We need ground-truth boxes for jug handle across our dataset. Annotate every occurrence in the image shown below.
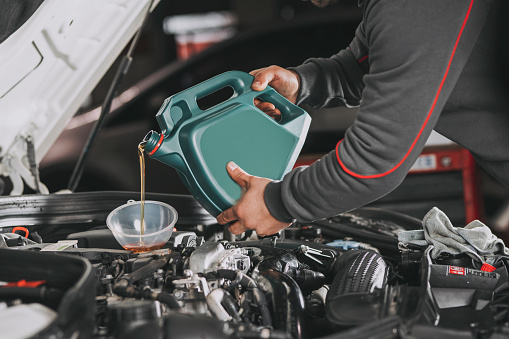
[246,87,306,124]
[157,71,254,133]
[190,70,255,108]
[160,71,307,131]
[170,71,255,115]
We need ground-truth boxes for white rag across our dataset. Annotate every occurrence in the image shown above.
[398,207,509,265]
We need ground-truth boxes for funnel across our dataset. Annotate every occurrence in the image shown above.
[106,200,178,252]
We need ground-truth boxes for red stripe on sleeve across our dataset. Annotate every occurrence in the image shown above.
[337,0,475,179]
[358,55,369,63]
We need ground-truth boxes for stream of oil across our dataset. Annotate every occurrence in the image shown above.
[138,142,146,237]
[126,142,165,253]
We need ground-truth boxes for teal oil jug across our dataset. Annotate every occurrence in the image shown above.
[142,71,311,217]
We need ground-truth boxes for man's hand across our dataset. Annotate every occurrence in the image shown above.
[216,161,292,237]
[250,66,300,120]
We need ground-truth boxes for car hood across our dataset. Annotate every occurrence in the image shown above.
[0,0,159,195]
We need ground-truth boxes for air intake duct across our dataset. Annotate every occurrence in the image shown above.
[326,250,388,326]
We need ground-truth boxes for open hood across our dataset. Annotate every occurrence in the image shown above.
[0,0,159,195]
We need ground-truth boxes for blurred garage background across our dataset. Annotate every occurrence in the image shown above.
[19,0,509,237]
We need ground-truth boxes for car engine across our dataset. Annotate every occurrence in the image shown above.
[1,192,509,339]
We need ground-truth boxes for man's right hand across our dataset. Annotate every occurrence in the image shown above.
[250,66,300,119]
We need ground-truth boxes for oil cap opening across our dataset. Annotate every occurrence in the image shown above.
[143,131,163,156]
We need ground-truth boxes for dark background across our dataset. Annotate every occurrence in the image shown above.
[2,0,509,231]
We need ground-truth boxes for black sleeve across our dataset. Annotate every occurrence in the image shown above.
[265,0,493,223]
[0,0,45,44]
[288,23,368,109]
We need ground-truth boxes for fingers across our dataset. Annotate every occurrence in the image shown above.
[226,161,250,188]
[249,68,265,91]
[264,109,282,120]
[256,101,275,112]
[249,66,299,105]
[216,207,247,235]
[249,68,264,76]
[255,101,282,119]
[217,162,251,228]
[216,206,238,225]
[250,67,277,91]
[228,221,248,235]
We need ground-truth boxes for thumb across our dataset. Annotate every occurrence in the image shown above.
[226,161,250,188]
[252,71,274,91]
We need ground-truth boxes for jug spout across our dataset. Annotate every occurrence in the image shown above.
[143,130,164,156]
[142,130,186,172]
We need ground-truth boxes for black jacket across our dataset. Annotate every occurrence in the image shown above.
[265,0,507,222]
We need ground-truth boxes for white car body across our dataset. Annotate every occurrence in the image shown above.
[0,0,159,195]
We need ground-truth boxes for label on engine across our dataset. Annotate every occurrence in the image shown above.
[430,264,499,289]
[448,266,466,275]
[446,265,497,278]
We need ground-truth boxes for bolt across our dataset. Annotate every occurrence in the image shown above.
[441,156,452,167]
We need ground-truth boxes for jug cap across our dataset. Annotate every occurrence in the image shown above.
[143,131,163,156]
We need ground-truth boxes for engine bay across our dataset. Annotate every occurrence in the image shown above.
[1,192,509,339]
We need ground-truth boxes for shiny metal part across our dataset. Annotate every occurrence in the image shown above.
[189,242,250,274]
[299,245,333,265]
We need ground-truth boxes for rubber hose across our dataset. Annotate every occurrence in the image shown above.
[155,292,181,310]
[221,292,242,323]
[216,269,271,326]
[0,287,63,307]
[126,256,169,283]
[326,250,388,326]
[252,287,272,326]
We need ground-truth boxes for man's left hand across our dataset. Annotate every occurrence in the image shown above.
[216,162,292,237]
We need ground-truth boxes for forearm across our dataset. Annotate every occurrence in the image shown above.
[264,150,409,222]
